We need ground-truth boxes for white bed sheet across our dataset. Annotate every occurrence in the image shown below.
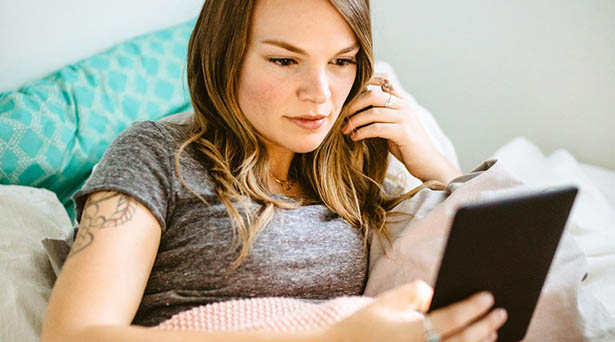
[490,137,615,329]
[580,163,615,210]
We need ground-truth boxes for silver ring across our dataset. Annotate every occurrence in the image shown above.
[423,316,441,342]
[384,92,393,108]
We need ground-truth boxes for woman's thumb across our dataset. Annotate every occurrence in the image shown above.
[376,280,433,313]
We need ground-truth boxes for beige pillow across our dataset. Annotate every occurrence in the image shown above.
[366,159,613,340]
[0,185,73,342]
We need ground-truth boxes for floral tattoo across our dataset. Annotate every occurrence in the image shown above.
[67,192,137,258]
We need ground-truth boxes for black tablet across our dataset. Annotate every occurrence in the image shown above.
[428,185,578,342]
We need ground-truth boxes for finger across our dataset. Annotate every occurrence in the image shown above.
[368,72,394,90]
[446,331,498,342]
[463,331,497,342]
[350,122,400,141]
[346,89,399,117]
[342,107,396,134]
[478,331,498,342]
[428,292,495,338]
[368,72,390,85]
[485,331,498,342]
[375,280,434,313]
[444,308,507,342]
[367,73,391,87]
[368,73,403,97]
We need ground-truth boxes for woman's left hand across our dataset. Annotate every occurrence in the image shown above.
[341,73,462,184]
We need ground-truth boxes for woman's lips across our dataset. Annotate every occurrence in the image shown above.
[286,117,326,130]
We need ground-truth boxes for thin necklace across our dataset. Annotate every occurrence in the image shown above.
[271,174,295,191]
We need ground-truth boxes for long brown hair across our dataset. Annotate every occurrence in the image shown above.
[175,0,444,269]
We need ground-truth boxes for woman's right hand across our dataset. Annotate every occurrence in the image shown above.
[325,280,508,342]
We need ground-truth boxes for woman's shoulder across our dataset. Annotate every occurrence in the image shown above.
[114,120,169,144]
[92,120,193,179]
[115,119,191,151]
[120,119,180,138]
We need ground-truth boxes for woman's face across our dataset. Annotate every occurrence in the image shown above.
[237,0,359,154]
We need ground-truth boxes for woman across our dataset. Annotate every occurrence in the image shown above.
[41,0,507,341]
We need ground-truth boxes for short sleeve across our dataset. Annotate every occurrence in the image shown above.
[72,121,174,232]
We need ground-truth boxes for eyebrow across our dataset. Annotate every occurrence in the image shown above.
[260,39,360,56]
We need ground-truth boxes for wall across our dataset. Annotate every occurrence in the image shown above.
[0,0,204,92]
[372,0,614,171]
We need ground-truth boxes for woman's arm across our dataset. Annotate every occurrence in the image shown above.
[40,191,326,342]
[45,325,326,342]
[416,153,463,184]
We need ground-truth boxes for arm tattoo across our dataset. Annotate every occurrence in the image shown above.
[67,192,137,258]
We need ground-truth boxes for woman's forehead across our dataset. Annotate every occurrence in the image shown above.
[250,0,357,53]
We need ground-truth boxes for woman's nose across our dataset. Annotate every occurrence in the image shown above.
[297,67,331,104]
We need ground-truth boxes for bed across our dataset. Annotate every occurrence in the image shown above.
[1,1,613,341]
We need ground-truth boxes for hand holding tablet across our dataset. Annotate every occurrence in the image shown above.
[327,186,577,342]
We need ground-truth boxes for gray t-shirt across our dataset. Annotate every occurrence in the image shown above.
[73,120,368,326]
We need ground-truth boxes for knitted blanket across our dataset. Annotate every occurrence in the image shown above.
[156,296,376,332]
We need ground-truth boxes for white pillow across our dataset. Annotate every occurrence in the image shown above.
[579,163,615,209]
[490,137,615,334]
[0,185,73,342]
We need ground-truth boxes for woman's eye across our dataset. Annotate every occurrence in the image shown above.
[269,58,296,66]
[333,58,357,66]
[268,58,356,67]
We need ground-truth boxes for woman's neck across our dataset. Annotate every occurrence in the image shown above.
[266,143,295,181]
[265,143,298,197]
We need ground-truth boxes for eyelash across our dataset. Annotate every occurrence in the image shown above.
[268,58,357,67]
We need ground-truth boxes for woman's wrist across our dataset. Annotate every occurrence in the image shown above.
[402,151,463,185]
[433,161,463,185]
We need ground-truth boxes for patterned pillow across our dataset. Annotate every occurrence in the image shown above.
[0,18,196,222]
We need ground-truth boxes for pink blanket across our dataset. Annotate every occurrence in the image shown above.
[156,296,374,332]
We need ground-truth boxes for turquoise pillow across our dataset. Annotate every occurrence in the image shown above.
[0,19,196,222]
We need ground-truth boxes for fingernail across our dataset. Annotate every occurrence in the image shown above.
[496,308,507,320]
[479,292,494,306]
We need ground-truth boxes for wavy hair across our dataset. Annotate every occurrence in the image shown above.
[174,0,444,269]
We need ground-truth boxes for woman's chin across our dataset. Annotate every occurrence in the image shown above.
[288,139,326,154]
[291,145,321,154]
